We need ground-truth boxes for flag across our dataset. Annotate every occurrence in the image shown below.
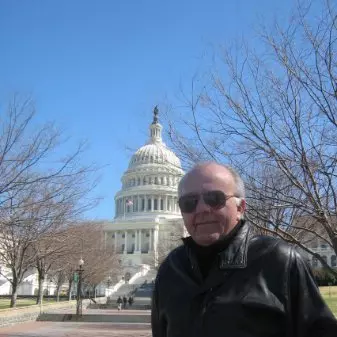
[126,199,133,206]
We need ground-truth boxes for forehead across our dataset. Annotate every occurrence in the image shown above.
[180,165,235,195]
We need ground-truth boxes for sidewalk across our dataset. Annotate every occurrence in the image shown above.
[0,321,152,337]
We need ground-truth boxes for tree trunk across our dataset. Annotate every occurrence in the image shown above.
[10,282,18,308]
[68,279,73,301]
[56,284,61,302]
[36,274,45,304]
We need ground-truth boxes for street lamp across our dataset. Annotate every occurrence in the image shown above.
[76,258,84,318]
[106,276,112,298]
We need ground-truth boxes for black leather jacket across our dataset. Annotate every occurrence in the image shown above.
[151,223,337,337]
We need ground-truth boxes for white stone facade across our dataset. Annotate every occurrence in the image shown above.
[104,107,186,278]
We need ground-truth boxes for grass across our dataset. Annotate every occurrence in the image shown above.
[0,288,336,315]
[0,298,37,309]
[320,286,337,316]
[0,297,65,310]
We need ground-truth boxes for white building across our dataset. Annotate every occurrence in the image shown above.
[104,107,186,280]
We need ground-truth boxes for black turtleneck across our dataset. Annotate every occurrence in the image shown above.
[184,220,244,279]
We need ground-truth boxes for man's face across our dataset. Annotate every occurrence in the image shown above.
[179,164,245,246]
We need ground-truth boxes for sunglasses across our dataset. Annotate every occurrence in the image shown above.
[178,190,238,213]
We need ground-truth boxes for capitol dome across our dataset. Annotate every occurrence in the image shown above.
[114,106,184,219]
[128,141,181,170]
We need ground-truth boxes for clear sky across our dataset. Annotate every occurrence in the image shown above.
[0,0,295,220]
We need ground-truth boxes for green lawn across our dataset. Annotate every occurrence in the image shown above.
[320,286,337,316]
[0,288,336,315]
[0,298,37,309]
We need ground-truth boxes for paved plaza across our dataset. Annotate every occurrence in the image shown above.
[0,321,152,337]
[0,309,152,337]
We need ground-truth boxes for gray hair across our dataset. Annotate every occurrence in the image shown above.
[178,162,245,199]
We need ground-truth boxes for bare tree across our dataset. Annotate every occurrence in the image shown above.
[167,0,337,273]
[0,95,99,307]
[48,223,120,301]
[152,220,185,269]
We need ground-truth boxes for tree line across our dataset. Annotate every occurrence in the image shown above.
[0,96,120,307]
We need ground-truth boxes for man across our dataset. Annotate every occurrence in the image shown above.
[151,162,337,337]
[117,296,122,311]
[123,295,128,309]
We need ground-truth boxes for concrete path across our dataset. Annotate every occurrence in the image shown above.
[0,321,152,337]
[0,306,153,336]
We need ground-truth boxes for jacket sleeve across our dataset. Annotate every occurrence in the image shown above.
[289,247,337,337]
[151,278,167,337]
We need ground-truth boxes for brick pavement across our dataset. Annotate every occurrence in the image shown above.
[0,321,152,337]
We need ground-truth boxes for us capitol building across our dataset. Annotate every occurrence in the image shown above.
[104,107,186,280]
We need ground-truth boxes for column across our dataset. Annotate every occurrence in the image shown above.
[154,228,159,266]
[114,231,117,252]
[135,230,139,251]
[124,231,127,254]
[151,196,154,211]
[149,229,153,251]
[139,229,142,253]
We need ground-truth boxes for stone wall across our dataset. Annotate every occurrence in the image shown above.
[0,297,107,328]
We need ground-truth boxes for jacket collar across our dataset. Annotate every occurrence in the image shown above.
[183,221,251,270]
[217,222,250,269]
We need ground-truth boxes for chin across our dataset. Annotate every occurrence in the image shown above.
[195,233,221,246]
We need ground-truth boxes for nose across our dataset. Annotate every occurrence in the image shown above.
[194,195,211,213]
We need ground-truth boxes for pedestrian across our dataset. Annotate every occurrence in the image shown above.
[151,162,337,336]
[123,295,127,309]
[116,296,122,311]
[128,296,134,307]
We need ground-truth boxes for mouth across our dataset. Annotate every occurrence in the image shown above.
[195,221,219,226]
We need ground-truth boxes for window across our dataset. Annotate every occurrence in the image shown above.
[112,234,115,238]
[142,198,145,211]
[122,234,125,238]
[154,199,158,210]
[160,199,164,210]
[312,258,318,268]
[322,255,328,264]
[331,255,336,267]
[148,198,151,210]
[155,177,158,184]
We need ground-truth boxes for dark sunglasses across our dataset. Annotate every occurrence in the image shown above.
[178,190,238,213]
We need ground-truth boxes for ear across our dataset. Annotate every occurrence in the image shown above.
[236,198,246,219]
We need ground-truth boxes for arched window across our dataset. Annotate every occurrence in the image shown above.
[331,255,336,267]
[322,255,328,264]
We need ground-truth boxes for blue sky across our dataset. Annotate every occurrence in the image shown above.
[0,0,295,220]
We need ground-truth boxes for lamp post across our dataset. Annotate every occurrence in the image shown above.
[76,258,84,318]
[106,276,112,298]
